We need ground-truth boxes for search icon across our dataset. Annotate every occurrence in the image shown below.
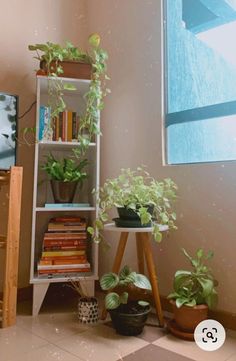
[206,331,214,339]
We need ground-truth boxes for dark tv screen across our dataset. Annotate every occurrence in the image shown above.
[0,92,18,170]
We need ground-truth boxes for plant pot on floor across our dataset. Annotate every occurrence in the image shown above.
[50,180,78,203]
[170,299,208,333]
[77,297,99,324]
[114,205,154,228]
[109,301,150,336]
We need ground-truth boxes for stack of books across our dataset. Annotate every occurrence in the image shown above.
[37,216,91,276]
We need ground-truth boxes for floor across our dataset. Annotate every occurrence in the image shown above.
[1,287,236,361]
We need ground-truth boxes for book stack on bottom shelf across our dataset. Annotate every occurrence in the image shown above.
[37,216,91,277]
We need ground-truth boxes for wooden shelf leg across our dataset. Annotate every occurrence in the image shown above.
[101,232,129,320]
[32,283,49,316]
[141,232,164,327]
[2,167,23,328]
[135,233,145,274]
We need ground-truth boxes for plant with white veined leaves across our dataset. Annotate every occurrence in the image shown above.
[100,265,151,310]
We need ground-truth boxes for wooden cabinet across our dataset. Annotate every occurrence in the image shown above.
[30,76,100,315]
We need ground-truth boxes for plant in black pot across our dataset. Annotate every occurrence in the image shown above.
[88,167,177,242]
[41,152,88,203]
[100,265,152,336]
[167,248,218,340]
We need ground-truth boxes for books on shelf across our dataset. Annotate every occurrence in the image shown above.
[37,215,91,276]
[48,216,87,232]
[39,106,80,142]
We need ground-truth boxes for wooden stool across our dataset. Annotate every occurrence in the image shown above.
[102,223,168,327]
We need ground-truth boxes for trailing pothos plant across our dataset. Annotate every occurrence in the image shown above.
[100,265,151,310]
[88,167,177,243]
[28,33,110,156]
[168,248,218,309]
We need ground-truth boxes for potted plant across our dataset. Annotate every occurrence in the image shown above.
[88,167,177,243]
[28,34,110,152]
[69,279,98,324]
[100,265,151,335]
[41,152,88,203]
[167,248,218,336]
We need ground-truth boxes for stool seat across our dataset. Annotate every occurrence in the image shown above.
[102,224,168,327]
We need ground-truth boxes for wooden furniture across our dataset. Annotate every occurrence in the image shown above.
[102,223,168,327]
[0,167,23,327]
[30,76,100,315]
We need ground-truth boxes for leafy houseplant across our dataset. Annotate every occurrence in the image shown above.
[88,167,177,243]
[167,248,218,333]
[41,152,88,203]
[28,34,109,154]
[100,265,151,335]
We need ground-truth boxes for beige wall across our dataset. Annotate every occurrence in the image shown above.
[86,0,236,314]
[0,0,87,289]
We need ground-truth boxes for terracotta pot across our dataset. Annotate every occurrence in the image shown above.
[170,300,208,332]
[38,60,92,80]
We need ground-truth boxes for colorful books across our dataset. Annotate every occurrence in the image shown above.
[37,216,91,276]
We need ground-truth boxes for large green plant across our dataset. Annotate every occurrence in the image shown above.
[41,153,88,183]
[88,167,177,242]
[168,248,218,309]
[100,265,151,310]
[28,34,109,154]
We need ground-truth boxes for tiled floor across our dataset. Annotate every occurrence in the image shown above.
[1,289,236,361]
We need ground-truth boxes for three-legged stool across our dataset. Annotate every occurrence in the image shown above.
[102,223,168,327]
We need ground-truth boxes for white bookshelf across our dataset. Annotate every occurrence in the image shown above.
[30,75,100,315]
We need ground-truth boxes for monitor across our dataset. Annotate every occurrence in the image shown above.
[0,92,18,170]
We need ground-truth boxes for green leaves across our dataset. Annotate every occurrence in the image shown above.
[89,167,177,243]
[168,248,218,310]
[100,272,119,290]
[100,265,151,310]
[41,153,88,182]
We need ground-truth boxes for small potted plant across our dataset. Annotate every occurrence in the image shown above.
[28,34,110,151]
[41,152,88,203]
[88,167,177,243]
[100,265,151,335]
[167,248,218,336]
[69,279,98,324]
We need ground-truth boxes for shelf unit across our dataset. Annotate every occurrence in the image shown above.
[30,75,100,315]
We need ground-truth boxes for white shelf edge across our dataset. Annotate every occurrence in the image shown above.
[30,274,98,284]
[36,207,96,212]
[37,75,91,84]
[38,141,96,147]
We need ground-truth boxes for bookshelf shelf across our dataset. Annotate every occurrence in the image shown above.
[30,75,100,316]
[36,207,96,212]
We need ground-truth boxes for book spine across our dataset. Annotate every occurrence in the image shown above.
[72,112,78,140]
[38,263,90,270]
[42,250,86,257]
[50,216,86,223]
[43,245,87,251]
[48,225,86,231]
[41,255,87,261]
[59,112,63,141]
[38,268,91,274]
[44,233,87,240]
[67,111,73,142]
[43,240,87,246]
[39,106,45,140]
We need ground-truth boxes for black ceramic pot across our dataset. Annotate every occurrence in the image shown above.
[109,302,150,336]
[115,205,154,227]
